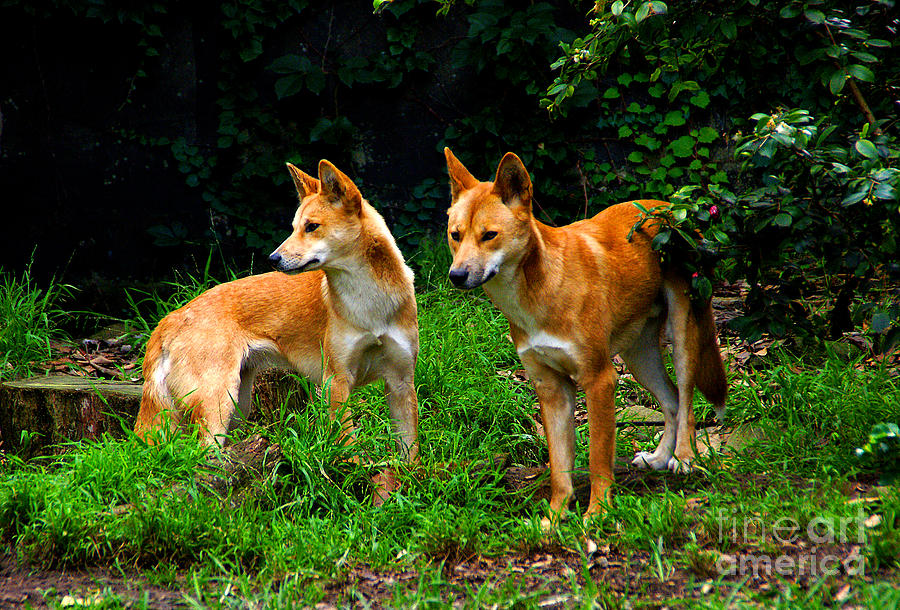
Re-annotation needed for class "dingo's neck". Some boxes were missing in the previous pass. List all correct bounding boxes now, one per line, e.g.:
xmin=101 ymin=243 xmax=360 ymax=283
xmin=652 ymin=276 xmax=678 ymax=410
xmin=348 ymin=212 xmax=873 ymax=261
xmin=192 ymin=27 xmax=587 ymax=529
xmin=483 ymin=220 xmax=559 ymax=334
xmin=323 ymin=207 xmax=414 ymax=330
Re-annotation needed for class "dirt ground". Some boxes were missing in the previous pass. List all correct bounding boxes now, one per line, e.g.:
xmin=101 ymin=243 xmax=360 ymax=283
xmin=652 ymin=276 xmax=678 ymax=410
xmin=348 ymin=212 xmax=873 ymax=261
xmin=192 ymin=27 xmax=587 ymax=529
xmin=0 ymin=472 xmax=893 ymax=608
xmin=0 ymin=553 xmax=185 ymax=608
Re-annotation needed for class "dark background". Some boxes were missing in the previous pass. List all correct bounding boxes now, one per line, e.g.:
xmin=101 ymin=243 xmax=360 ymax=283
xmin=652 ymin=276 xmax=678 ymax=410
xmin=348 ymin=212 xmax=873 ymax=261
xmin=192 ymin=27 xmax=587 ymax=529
xmin=0 ymin=0 xmax=586 ymax=298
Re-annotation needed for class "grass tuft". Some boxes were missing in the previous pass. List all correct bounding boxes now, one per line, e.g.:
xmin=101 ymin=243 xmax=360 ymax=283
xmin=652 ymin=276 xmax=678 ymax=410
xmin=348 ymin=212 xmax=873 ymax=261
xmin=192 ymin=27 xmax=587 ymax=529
xmin=0 ymin=262 xmax=72 ymax=380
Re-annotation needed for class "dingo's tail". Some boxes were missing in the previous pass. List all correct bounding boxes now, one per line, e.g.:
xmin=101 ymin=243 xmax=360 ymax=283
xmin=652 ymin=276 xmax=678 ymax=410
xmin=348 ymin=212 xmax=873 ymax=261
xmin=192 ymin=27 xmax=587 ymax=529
xmin=693 ymin=299 xmax=727 ymax=419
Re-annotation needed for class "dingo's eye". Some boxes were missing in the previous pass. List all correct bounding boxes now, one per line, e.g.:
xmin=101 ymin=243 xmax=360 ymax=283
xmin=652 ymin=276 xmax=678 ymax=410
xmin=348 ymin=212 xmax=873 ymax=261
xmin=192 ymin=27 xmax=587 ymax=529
xmin=482 ymin=231 xmax=498 ymax=242
xmin=450 ymin=231 xmax=460 ymax=241
xmin=305 ymin=223 xmax=320 ymax=233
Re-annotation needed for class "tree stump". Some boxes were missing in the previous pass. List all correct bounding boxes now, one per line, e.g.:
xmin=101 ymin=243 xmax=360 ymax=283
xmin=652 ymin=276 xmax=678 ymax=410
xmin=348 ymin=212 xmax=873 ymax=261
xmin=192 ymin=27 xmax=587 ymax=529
xmin=192 ymin=433 xmax=285 ymax=507
xmin=0 ymin=371 xmax=307 ymax=457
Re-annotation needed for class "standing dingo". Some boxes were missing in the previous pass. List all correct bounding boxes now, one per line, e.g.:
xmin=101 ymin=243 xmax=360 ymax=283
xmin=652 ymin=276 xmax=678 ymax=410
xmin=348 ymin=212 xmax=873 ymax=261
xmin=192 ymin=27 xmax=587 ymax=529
xmin=135 ymin=160 xmax=419 ymax=463
xmin=443 ymin=148 xmax=726 ymax=526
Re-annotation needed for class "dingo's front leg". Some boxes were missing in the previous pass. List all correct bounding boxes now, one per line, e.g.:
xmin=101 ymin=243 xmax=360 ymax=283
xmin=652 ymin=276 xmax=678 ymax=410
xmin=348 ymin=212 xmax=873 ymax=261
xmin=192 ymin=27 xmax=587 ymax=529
xmin=524 ymin=359 xmax=577 ymax=530
xmin=581 ymin=365 xmax=618 ymax=522
xmin=325 ymin=373 xmax=357 ymax=446
xmin=385 ymin=373 xmax=419 ymax=462
xmin=372 ymin=372 xmax=419 ymax=506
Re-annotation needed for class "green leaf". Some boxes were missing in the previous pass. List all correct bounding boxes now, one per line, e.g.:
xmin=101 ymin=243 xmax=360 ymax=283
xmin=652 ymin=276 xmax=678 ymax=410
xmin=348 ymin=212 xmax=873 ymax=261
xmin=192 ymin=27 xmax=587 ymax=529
xmin=804 ymin=9 xmax=825 ymax=24
xmin=632 ymin=201 xmax=651 ymax=214
xmin=874 ymin=183 xmax=897 ymax=201
xmin=635 ymin=2 xmax=651 ymax=22
xmin=872 ymin=313 xmax=891 ymax=334
xmin=648 ymin=83 xmax=665 ymax=98
xmin=269 ymin=55 xmax=307 ymax=74
xmin=627 ymin=151 xmax=644 ymax=163
xmin=663 ymin=110 xmax=686 ymax=127
xmin=774 ymin=213 xmax=792 ymax=227
xmin=847 ymin=64 xmax=875 ymax=83
xmin=651 ymin=230 xmax=671 ymax=250
xmin=707 ymin=227 xmax=731 ymax=245
xmin=635 ymin=133 xmax=661 ymax=151
xmin=670 ymin=135 xmax=696 ymax=157
xmin=852 ymin=51 xmax=878 ymax=63
xmin=695 ymin=276 xmax=712 ymax=302
xmin=829 ymin=70 xmax=847 ymax=95
xmin=603 ymin=87 xmax=620 ymax=99
xmin=274 ymin=75 xmax=304 ymax=99
xmin=668 ymin=80 xmax=699 ymax=103
xmin=611 ymin=0 xmax=624 ymax=16
xmin=619 ymin=125 xmax=634 ymax=138
xmin=239 ymin=39 xmax=263 ymax=63
xmin=689 ymin=91 xmax=710 ymax=108
xmin=547 ymin=83 xmax=567 ymax=96
xmin=468 ymin=12 xmax=499 ymax=36
xmin=855 ymin=139 xmax=879 ymax=159
xmin=306 ymin=71 xmax=326 ymax=95
xmin=697 ymin=127 xmax=718 ymax=143
xmin=841 ymin=188 xmax=867 ymax=206
xmin=755 ymin=138 xmax=777 ymax=164
xmin=720 ymin=19 xmax=737 ymax=40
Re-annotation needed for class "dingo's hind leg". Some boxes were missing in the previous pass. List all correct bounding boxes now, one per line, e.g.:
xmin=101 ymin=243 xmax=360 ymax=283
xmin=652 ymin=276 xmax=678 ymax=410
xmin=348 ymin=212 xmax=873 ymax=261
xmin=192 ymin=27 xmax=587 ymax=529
xmin=622 ymin=316 xmax=680 ymax=471
xmin=664 ymin=277 xmax=701 ymax=472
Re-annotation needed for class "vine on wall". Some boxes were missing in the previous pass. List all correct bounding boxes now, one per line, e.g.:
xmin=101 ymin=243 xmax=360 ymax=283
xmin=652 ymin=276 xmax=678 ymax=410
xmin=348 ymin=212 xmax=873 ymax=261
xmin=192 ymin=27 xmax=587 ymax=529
xmin=5 ymin=0 xmax=898 ymax=342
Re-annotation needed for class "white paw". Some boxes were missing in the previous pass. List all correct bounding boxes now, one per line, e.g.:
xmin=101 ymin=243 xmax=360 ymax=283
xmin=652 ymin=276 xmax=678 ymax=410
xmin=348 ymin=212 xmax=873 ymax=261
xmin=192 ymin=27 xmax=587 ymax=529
xmin=540 ymin=516 xmax=555 ymax=534
xmin=632 ymin=451 xmax=671 ymax=471
xmin=667 ymin=456 xmax=693 ymax=473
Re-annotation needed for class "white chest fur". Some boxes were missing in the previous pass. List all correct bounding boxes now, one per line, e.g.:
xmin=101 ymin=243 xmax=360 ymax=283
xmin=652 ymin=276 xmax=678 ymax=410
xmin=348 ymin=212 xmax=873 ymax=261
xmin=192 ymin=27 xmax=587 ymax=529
xmin=330 ymin=323 xmax=415 ymax=385
xmin=516 ymin=331 xmax=579 ymax=377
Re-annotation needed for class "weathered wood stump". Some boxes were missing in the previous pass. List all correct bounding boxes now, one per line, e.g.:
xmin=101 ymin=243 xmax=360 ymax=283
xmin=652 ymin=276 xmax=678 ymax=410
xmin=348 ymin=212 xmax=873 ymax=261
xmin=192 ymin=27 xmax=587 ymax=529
xmin=0 ymin=371 xmax=307 ymax=457
xmin=187 ymin=433 xmax=285 ymax=507
xmin=0 ymin=376 xmax=142 ymax=456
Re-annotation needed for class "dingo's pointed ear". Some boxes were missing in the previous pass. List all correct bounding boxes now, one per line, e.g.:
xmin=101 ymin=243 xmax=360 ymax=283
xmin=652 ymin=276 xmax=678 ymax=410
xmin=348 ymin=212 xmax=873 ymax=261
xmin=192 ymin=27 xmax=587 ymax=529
xmin=444 ymin=147 xmax=478 ymax=201
xmin=286 ymin=163 xmax=319 ymax=199
xmin=318 ymin=160 xmax=362 ymax=214
xmin=492 ymin=152 xmax=532 ymax=214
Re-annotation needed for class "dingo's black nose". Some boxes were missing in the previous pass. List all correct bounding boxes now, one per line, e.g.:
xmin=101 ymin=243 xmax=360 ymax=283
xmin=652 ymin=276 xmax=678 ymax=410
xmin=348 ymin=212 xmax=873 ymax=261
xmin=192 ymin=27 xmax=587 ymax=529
xmin=448 ymin=268 xmax=468 ymax=288
xmin=268 ymin=252 xmax=282 ymax=267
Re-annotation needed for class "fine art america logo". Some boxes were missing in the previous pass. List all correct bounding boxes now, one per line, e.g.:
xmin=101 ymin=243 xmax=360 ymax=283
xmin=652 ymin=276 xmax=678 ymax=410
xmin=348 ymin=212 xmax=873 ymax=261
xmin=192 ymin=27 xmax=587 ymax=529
xmin=714 ymin=506 xmax=869 ymax=577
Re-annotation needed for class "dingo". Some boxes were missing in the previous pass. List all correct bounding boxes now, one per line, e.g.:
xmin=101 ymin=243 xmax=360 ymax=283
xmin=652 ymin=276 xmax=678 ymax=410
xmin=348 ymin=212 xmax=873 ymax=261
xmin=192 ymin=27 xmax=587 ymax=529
xmin=135 ymin=160 xmax=419 ymax=463
xmin=443 ymin=148 xmax=726 ymax=525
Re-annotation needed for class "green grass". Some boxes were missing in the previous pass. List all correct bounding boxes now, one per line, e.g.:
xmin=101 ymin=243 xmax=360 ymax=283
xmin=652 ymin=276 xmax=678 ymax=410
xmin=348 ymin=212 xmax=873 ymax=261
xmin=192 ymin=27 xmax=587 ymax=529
xmin=1 ymin=259 xmax=899 ymax=607
xmin=0 ymin=262 xmax=72 ymax=380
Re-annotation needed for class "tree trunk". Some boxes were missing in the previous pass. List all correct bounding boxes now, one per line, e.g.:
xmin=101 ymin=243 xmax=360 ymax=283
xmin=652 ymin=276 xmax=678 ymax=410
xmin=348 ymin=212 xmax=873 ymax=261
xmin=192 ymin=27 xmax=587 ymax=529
xmin=0 ymin=371 xmax=307 ymax=457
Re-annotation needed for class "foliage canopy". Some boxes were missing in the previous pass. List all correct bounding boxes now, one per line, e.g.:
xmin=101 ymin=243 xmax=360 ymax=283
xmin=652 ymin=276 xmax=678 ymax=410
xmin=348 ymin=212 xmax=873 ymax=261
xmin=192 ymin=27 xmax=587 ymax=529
xmin=4 ymin=0 xmax=898 ymax=342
